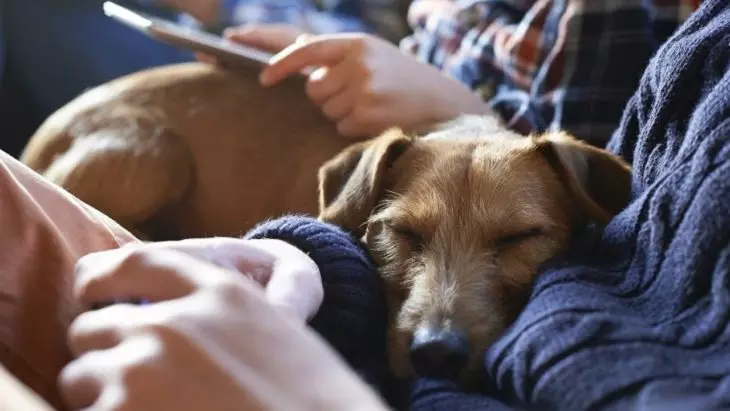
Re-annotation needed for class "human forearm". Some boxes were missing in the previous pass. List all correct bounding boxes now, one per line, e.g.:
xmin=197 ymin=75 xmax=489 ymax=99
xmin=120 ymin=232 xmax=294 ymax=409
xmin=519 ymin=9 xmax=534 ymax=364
xmin=0 ymin=365 xmax=55 ymax=411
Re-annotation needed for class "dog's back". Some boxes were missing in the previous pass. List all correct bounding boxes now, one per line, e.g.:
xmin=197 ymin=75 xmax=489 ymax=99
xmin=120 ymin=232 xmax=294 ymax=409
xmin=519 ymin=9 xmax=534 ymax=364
xmin=21 ymin=62 xmax=351 ymax=239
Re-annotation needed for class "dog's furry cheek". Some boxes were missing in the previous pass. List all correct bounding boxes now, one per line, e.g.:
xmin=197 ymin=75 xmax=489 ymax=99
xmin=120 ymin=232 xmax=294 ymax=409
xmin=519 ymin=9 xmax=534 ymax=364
xmin=369 ymin=230 xmax=431 ymax=377
xmin=387 ymin=290 xmax=430 ymax=376
xmin=369 ymin=229 xmax=400 ymax=266
xmin=387 ymin=323 xmax=415 ymax=377
xmin=370 ymin=230 xmax=424 ymax=288
xmin=385 ymin=287 xmax=417 ymax=377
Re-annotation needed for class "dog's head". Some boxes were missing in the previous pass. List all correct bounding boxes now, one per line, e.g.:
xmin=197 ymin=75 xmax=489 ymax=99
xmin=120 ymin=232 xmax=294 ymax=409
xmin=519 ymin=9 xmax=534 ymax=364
xmin=317 ymin=116 xmax=632 ymax=386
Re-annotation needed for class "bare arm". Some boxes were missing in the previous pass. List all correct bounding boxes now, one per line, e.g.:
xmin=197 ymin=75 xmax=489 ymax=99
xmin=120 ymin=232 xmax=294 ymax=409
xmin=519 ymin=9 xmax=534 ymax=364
xmin=0 ymin=365 xmax=55 ymax=411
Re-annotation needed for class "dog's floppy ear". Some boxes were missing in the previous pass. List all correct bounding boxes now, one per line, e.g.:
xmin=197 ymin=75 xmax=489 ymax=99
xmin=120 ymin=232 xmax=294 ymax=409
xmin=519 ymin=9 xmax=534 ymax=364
xmin=318 ymin=128 xmax=413 ymax=236
xmin=535 ymin=132 xmax=632 ymax=225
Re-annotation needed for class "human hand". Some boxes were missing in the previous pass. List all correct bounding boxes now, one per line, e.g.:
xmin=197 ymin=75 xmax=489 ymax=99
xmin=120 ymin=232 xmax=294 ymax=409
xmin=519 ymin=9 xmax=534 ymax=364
xmin=59 ymin=243 xmax=388 ymax=411
xmin=257 ymin=33 xmax=490 ymax=138
xmin=196 ymin=24 xmax=309 ymax=65
xmin=91 ymin=238 xmax=324 ymax=322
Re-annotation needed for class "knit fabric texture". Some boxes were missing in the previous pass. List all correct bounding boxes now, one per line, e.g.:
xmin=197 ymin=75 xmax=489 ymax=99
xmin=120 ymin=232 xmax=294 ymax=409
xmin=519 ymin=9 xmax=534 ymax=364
xmin=243 ymin=216 xmax=407 ymax=408
xmin=245 ymin=2 xmax=730 ymax=408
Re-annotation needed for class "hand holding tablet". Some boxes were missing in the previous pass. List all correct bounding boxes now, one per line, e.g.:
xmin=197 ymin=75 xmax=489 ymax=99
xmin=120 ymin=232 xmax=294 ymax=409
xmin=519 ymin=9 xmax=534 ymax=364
xmin=103 ymin=1 xmax=273 ymax=68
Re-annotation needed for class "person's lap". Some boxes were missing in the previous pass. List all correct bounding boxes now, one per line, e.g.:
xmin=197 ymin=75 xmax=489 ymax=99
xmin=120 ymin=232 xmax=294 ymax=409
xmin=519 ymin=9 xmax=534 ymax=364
xmin=0 ymin=142 xmax=385 ymax=410
xmin=0 ymin=150 xmax=138 ymax=409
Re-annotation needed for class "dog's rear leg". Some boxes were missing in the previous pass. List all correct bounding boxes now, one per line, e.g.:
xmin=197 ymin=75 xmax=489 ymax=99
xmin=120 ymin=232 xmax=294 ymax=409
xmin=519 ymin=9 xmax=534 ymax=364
xmin=41 ymin=127 xmax=194 ymax=240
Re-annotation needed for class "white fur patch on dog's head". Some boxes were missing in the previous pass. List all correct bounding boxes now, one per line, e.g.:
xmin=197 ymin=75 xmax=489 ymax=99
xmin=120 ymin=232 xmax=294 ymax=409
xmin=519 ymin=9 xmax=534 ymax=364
xmin=423 ymin=114 xmax=518 ymax=142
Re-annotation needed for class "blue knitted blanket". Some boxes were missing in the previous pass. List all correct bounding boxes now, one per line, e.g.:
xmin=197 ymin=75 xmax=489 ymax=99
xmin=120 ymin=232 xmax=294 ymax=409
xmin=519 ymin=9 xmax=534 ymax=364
xmin=246 ymin=1 xmax=730 ymax=409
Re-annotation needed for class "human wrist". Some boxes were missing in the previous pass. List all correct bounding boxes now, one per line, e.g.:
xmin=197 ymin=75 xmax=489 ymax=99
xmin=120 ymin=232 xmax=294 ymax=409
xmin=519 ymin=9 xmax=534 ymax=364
xmin=442 ymin=79 xmax=491 ymax=118
xmin=417 ymin=76 xmax=492 ymax=132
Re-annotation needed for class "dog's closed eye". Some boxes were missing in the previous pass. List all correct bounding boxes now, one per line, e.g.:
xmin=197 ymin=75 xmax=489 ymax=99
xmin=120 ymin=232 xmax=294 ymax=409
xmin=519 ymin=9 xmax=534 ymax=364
xmin=495 ymin=227 xmax=543 ymax=248
xmin=390 ymin=224 xmax=425 ymax=251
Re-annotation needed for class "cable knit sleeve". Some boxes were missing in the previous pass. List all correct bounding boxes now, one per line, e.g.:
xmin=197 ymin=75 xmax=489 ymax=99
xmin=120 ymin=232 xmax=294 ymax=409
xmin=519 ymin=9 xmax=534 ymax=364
xmin=242 ymin=215 xmax=398 ymax=402
xmin=410 ymin=379 xmax=515 ymax=411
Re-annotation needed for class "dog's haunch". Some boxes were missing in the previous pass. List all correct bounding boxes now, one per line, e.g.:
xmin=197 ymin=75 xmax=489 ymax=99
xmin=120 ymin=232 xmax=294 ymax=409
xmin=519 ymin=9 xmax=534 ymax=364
xmin=317 ymin=115 xmax=632 ymax=386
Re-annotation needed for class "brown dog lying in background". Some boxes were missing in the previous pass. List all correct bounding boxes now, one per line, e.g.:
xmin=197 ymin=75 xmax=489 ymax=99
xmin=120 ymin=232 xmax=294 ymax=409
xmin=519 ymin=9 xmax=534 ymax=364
xmin=20 ymin=62 xmax=351 ymax=240
xmin=317 ymin=115 xmax=632 ymax=386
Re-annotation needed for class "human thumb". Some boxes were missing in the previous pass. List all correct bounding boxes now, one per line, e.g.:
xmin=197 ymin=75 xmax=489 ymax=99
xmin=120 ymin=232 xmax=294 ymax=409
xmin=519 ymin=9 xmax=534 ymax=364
xmin=224 ymin=24 xmax=308 ymax=53
xmin=265 ymin=259 xmax=324 ymax=323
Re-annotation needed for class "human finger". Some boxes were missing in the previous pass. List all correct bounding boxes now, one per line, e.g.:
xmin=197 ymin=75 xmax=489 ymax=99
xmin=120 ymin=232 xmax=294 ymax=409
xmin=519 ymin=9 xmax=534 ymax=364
xmin=195 ymin=51 xmax=218 ymax=65
xmin=135 ymin=238 xmax=279 ymax=284
xmin=264 ymin=258 xmax=323 ymax=322
xmin=105 ymin=238 xmax=311 ymax=287
xmin=67 ymin=304 xmax=143 ymax=357
xmin=337 ymin=109 xmax=383 ymax=138
xmin=61 ymin=335 xmax=164 ymax=411
xmin=320 ymin=85 xmax=359 ymax=122
xmin=224 ymin=24 xmax=307 ymax=53
xmin=74 ymin=247 xmax=216 ymax=308
xmin=77 ymin=238 xmax=323 ymax=322
xmin=260 ymin=35 xmax=361 ymax=86
xmin=306 ymin=67 xmax=347 ymax=105
xmin=58 ymin=352 xmax=107 ymax=409
xmin=305 ymin=60 xmax=353 ymax=105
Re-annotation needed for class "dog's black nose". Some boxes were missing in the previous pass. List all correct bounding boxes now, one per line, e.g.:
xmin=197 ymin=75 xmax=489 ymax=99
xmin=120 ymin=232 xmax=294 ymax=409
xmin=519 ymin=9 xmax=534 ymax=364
xmin=409 ymin=328 xmax=470 ymax=379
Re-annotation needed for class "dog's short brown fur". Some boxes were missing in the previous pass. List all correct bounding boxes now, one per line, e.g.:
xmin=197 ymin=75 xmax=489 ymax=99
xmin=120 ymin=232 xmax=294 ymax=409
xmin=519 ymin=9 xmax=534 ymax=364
xmin=317 ymin=115 xmax=632 ymax=385
xmin=21 ymin=62 xmax=352 ymax=240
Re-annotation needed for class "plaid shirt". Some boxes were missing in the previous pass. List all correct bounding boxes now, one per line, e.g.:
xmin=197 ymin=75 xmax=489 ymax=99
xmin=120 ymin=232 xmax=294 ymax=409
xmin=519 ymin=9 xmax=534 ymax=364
xmin=401 ymin=0 xmax=702 ymax=146
xmin=176 ymin=0 xmax=702 ymax=146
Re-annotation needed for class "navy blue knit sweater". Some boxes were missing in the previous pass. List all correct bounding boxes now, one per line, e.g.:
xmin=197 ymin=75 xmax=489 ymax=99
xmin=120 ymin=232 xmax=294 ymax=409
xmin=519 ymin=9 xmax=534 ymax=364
xmin=246 ymin=2 xmax=730 ymax=409
xmin=243 ymin=216 xmax=408 ymax=408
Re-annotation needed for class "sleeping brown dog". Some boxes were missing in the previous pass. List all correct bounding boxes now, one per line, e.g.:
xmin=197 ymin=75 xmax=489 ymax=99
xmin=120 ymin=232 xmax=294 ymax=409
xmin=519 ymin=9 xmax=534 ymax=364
xmin=317 ymin=115 xmax=632 ymax=386
xmin=20 ymin=62 xmax=351 ymax=241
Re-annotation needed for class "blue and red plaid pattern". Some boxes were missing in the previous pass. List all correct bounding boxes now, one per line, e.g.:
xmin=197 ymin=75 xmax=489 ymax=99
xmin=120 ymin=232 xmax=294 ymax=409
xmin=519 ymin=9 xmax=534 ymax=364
xmin=175 ymin=0 xmax=702 ymax=146
xmin=401 ymin=0 xmax=702 ymax=146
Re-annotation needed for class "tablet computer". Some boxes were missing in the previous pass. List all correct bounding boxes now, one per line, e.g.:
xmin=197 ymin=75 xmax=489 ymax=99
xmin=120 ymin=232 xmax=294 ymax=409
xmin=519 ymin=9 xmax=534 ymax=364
xmin=103 ymin=1 xmax=273 ymax=68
